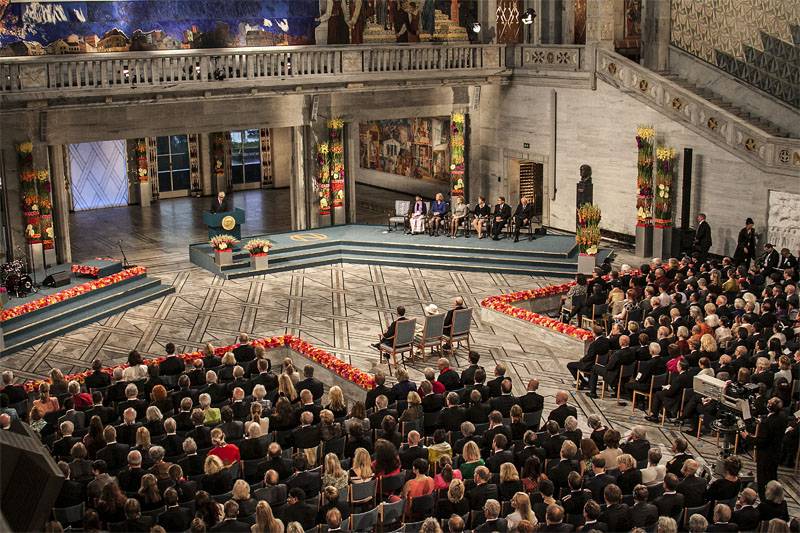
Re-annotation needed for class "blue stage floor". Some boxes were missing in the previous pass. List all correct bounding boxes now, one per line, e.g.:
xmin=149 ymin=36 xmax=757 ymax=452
xmin=189 ymin=224 xmax=613 ymax=280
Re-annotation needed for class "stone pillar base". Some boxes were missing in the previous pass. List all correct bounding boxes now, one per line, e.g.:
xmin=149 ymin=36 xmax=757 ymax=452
xmin=652 ymin=226 xmax=672 ymax=260
xmin=577 ymin=254 xmax=597 ymax=274
xmin=214 ymin=249 xmax=233 ymax=266
xmin=139 ymin=182 xmax=151 ymax=208
xmin=635 ymin=225 xmax=653 ymax=258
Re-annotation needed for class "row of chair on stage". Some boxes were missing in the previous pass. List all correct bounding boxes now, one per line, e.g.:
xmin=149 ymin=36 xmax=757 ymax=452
xmin=388 ymin=195 xmax=543 ymax=242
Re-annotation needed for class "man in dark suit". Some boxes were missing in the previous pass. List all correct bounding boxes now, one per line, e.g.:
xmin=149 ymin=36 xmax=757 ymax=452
xmin=585 ymin=456 xmax=616 ymax=502
xmin=489 ymin=378 xmax=517 ymax=417
xmin=588 ymin=335 xmax=635 ymax=398
xmin=286 ymin=455 xmax=322 ymax=499
xmin=187 ymin=409 xmax=212 ymax=449
xmin=490 ymin=197 xmax=512 ymax=240
xmin=460 ymin=351 xmax=484 ymax=385
xmin=239 ymin=425 xmax=267 ymax=460
xmin=116 ymin=385 xmax=146 ymax=420
xmin=115 ymin=408 xmax=142 ymax=447
xmin=676 ymin=459 xmax=707 ymax=507
xmin=85 ymin=392 xmax=117 ymax=425
xmin=539 ymin=505 xmax=574 ymax=532
xmin=52 ymin=421 xmax=82 ymax=460
xmin=84 ymin=359 xmax=112 ymax=391
xmin=516 ymin=378 xmax=544 ymax=415
xmin=58 ymin=398 xmax=86 ymax=430
xmin=692 ymin=213 xmax=712 ymax=261
xmin=511 ymin=196 xmax=534 ymax=242
xmin=577 ymin=500 xmax=607 ymax=532
xmin=296 ymin=365 xmax=324 ymax=401
xmin=232 ymin=333 xmax=256 ymax=364
xmin=54 ymin=462 xmax=85 ymax=508
xmin=364 ymin=371 xmax=393 ymax=410
xmin=624 ymin=347 xmax=667 ymax=397
xmin=281 ymin=488 xmax=317 ymax=530
xmin=439 ymin=392 xmax=466 ymax=432
xmin=741 ymin=396 xmax=789 ymax=499
xmin=217 ymin=406 xmax=244 ymax=441
xmin=468 ymin=466 xmax=499 ymax=510
xmin=263 ymin=443 xmax=292 ymax=481
xmin=759 ymin=243 xmax=781 ymax=276
xmin=173 ymin=397 xmax=194 ymax=432
xmin=708 ymin=502 xmax=738 ymax=532
xmin=367 ymin=395 xmax=397 ymax=429
xmin=436 ymin=357 xmax=462 ymax=391
xmin=158 ymin=488 xmax=193 ymax=532
xmin=732 ymin=488 xmax=760 ymax=531
xmin=548 ymin=441 xmax=579 ymax=495
xmin=537 ymin=421 xmax=566 ymax=460
xmin=399 ymin=431 xmax=428 ymax=470
xmin=419 ymin=380 xmax=444 ymax=413
xmin=630 ymin=484 xmax=658 ymax=529
xmin=547 ymin=390 xmax=578 ymax=429
xmin=442 ymin=296 xmax=466 ymax=336
xmin=105 ymin=369 xmax=128 ymax=405
xmin=210 ymin=191 xmax=231 ymax=213
xmin=162 ymin=419 xmax=183 ymax=459
xmin=463 ymin=368 xmax=491 ymax=404
xmin=211 ymin=501 xmax=250 ymax=532
xmin=96 ymin=426 xmax=130 ymax=472
xmin=487 ymin=363 xmax=508 ymax=398
xmin=109 ymin=499 xmax=150 ymax=532
xmin=117 ymin=450 xmax=146 ymax=492
xmin=372 ymin=306 xmax=410 ymax=356
xmin=0 ymin=371 xmax=27 ymax=405
xmin=600 ymin=484 xmax=631 ymax=532
xmin=646 ymin=359 xmax=692 ymax=422
xmin=653 ymin=474 xmax=685 ymax=519
xmin=159 ymin=343 xmax=185 ymax=376
xmin=249 ymin=359 xmax=278 ymax=394
xmin=485 ymin=434 xmax=514 ymax=473
xmin=567 ymin=327 xmax=611 ymax=385
xmin=292 ymin=411 xmax=321 ymax=450
xmin=186 ymin=359 xmax=207 ymax=387
xmin=482 ymin=411 xmax=513 ymax=450
xmin=560 ymin=471 xmax=593 ymax=519
xmin=620 ymin=426 xmax=651 ymax=462
xmin=474 ymin=499 xmax=508 ymax=533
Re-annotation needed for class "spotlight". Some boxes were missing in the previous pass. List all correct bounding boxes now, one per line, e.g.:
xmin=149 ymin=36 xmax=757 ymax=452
xmin=522 ymin=8 xmax=537 ymax=25
xmin=471 ymin=22 xmax=481 ymax=34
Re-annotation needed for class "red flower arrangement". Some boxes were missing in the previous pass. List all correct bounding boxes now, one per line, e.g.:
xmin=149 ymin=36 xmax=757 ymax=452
xmin=72 ymin=264 xmax=100 ymax=277
xmin=21 ymin=334 xmax=375 ymax=393
xmin=1 ymin=267 xmax=147 ymax=322
xmin=480 ymin=282 xmax=595 ymax=341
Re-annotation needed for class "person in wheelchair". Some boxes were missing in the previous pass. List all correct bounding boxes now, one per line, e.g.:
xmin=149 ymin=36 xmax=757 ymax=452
xmin=449 ymin=196 xmax=469 ymax=238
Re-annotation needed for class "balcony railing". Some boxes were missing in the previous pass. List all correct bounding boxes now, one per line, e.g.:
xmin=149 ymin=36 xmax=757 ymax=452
xmin=0 ymin=43 xmax=506 ymax=95
xmin=510 ymin=44 xmax=585 ymax=71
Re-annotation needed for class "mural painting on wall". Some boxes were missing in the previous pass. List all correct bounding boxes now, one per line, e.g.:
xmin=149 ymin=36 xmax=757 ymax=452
xmin=359 ymin=117 xmax=451 ymax=184
xmin=574 ymin=0 xmax=586 ymax=45
xmin=0 ymin=0 xmax=318 ymax=56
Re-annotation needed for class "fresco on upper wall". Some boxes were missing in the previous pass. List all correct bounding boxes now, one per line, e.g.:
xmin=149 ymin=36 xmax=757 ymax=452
xmin=0 ymin=0 xmax=319 ymax=56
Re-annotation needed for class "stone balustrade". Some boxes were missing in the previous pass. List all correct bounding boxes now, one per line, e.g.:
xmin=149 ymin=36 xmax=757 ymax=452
xmin=509 ymin=44 xmax=585 ymax=71
xmin=596 ymin=48 xmax=800 ymax=176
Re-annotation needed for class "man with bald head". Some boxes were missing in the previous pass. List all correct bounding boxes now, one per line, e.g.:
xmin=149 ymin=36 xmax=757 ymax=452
xmin=443 ymin=296 xmax=466 ymax=333
xmin=517 ymin=378 xmax=544 ymax=416
xmin=547 ymin=391 xmax=577 ymax=429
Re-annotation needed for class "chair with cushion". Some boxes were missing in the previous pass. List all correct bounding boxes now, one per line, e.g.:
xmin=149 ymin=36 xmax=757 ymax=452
xmin=377 ymin=319 xmax=417 ymax=375
xmin=631 ymin=373 xmax=667 ymax=414
xmin=413 ymin=312 xmax=445 ymax=361
xmin=53 ymin=502 xmax=85 ymax=527
xmin=388 ymin=201 xmax=411 ymax=232
xmin=380 ymin=498 xmax=405 ymax=531
xmin=349 ymin=478 xmax=377 ymax=512
xmin=443 ymin=308 xmax=472 ymax=362
xmin=322 ymin=435 xmax=346 ymax=459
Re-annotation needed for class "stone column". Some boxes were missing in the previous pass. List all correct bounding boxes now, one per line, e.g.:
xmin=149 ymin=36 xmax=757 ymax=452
xmin=344 ymin=122 xmax=358 ymax=224
xmin=562 ymin=0 xmax=576 ymax=44
xmin=1 ymin=139 xmax=25 ymax=257
xmin=48 ymin=144 xmax=72 ymax=264
xmin=199 ymin=132 xmax=213 ymax=196
xmin=585 ymin=0 xmax=614 ymax=50
xmin=641 ymin=0 xmax=670 ymax=71
xmin=290 ymin=126 xmax=309 ymax=231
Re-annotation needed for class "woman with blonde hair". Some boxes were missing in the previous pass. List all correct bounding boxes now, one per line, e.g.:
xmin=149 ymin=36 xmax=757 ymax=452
xmin=49 ymin=368 xmax=69 ymax=396
xmin=499 ymin=462 xmax=523 ymax=501
xmin=144 ymin=406 xmax=165 ymax=437
xmin=232 ymin=479 xmax=257 ymax=518
xmin=202 ymin=343 xmax=216 ymax=357
xmin=134 ymin=426 xmax=152 ymax=453
xmin=249 ymin=401 xmax=270 ymax=434
xmin=252 ymin=500 xmax=284 ymax=533
xmin=436 ymin=478 xmax=469 ymax=519
xmin=349 ymin=448 xmax=374 ymax=483
xmin=324 ymin=386 xmax=347 ymax=418
xmin=201 ymin=454 xmax=233 ymax=496
xmin=218 ymin=352 xmax=237 ymax=382
xmin=319 ymin=409 xmax=343 ymax=442
xmin=458 ymin=440 xmax=485 ymax=479
xmin=399 ymin=391 xmax=423 ymax=423
xmin=282 ymin=358 xmax=299 ymax=385
xmin=277 ymin=373 xmax=298 ymax=403
xmin=285 ymin=523 xmax=304 ymax=533
xmin=322 ymin=452 xmax=348 ymax=491
xmin=507 ymin=492 xmax=537 ymax=531
xmin=32 ymin=382 xmax=60 ymax=415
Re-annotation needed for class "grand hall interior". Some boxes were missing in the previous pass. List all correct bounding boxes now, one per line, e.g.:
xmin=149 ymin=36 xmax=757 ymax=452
xmin=0 ymin=1 xmax=799 ymax=532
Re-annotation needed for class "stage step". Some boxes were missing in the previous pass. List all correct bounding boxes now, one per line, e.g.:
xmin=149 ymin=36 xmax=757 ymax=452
xmin=2 ymin=278 xmax=175 ymax=354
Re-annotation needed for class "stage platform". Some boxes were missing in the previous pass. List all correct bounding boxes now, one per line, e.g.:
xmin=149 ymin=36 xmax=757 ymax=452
xmin=189 ymin=224 xmax=613 ymax=280
xmin=1 ymin=264 xmax=174 ymax=355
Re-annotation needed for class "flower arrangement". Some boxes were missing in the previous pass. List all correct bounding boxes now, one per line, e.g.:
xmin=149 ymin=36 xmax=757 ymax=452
xmin=2 ymin=267 xmax=147 ymax=322
xmin=481 ymin=283 xmax=596 ymax=341
xmin=328 ymin=118 xmax=345 ymax=208
xmin=209 ymin=234 xmax=238 ymax=251
xmin=20 ymin=334 xmax=375 ymax=393
xmin=450 ymin=112 xmax=466 ymax=197
xmin=135 ymin=140 xmax=149 ymax=183
xmin=576 ymin=203 xmax=601 ymax=255
xmin=72 ymin=264 xmax=100 ymax=277
xmin=243 ymin=239 xmax=273 ymax=256
xmin=654 ymin=146 xmax=677 ymax=228
xmin=635 ymin=125 xmax=655 ymax=228
xmin=16 ymin=141 xmax=55 ymax=248
xmin=316 ymin=141 xmax=332 ymax=215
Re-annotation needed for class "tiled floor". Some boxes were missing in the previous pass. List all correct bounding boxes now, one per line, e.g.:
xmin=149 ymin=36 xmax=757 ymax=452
xmin=3 ymin=187 xmax=797 ymax=512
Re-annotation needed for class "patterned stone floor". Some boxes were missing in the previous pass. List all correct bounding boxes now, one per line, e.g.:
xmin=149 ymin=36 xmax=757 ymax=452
xmin=2 ymin=189 xmax=797 ymax=512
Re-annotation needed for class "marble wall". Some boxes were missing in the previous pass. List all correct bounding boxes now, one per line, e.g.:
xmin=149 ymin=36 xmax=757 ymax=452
xmin=476 ymin=80 xmax=800 ymax=257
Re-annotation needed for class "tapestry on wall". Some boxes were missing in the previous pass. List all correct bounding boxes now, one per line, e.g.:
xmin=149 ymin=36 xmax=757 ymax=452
xmin=359 ymin=117 xmax=451 ymax=184
xmin=0 ymin=0 xmax=318 ymax=56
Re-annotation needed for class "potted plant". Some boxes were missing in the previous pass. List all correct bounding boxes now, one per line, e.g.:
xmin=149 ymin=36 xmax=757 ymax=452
xmin=210 ymin=234 xmax=239 ymax=267
xmin=244 ymin=239 xmax=273 ymax=270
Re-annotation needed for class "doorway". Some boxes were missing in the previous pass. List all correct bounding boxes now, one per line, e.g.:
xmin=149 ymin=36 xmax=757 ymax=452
xmin=508 ymin=158 xmax=547 ymax=225
xmin=229 ymin=129 xmax=262 ymax=190
xmin=68 ymin=141 xmax=129 ymax=211
xmin=156 ymin=135 xmax=191 ymax=198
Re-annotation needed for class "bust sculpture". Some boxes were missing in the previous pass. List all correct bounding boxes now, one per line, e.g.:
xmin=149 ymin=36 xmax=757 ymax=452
xmin=576 ymin=164 xmax=593 ymax=207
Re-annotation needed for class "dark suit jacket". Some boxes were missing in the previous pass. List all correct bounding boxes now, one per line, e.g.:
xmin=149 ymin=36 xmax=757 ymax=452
xmin=178 ymin=454 xmax=205 ymax=477
xmin=468 ymin=483 xmax=499 ymax=510
xmin=492 ymin=203 xmax=512 ymax=223
xmin=707 ymin=523 xmax=739 ymax=532
xmin=616 ymin=468 xmax=642 ymax=495
xmin=490 ymin=394 xmax=518 ymax=417
xmin=548 ymin=459 xmax=579 ymax=495
xmin=115 ymin=422 xmax=142 ymax=447
xmin=117 ymin=466 xmax=146 ymax=492
xmin=84 ymin=371 xmax=112 ymax=391
xmin=158 ymin=506 xmax=193 ymax=532
xmin=96 ymin=442 xmax=130 ymax=472
xmin=677 ymin=475 xmax=707 ymax=507
xmin=381 ymin=316 xmax=410 ymax=345
xmin=631 ymin=502 xmax=659 ymax=528
xmin=249 ymin=372 xmax=278 ymax=393
xmin=210 ymin=518 xmax=250 ymax=532
xmin=52 ymin=435 xmax=81 ymax=459
xmin=485 ymin=449 xmax=514 ymax=473
xmin=513 ymin=202 xmax=534 ymax=222
xmin=516 ymin=391 xmax=544 ymax=414
xmin=188 ymin=425 xmax=212 ymax=449
xmin=55 ymin=479 xmax=85 ymax=508
xmin=296 ymin=377 xmax=324 ymax=400
xmin=585 ymin=472 xmax=616 ymax=502
xmin=654 ymin=492 xmax=685 ymax=518
xmin=465 ymin=402 xmax=491 ymax=424
xmin=475 ymin=518 xmax=508 ymax=532
xmin=210 ymin=196 xmax=231 ymax=213
xmin=1 ymin=384 xmax=27 ymax=405
xmin=620 ymin=439 xmax=650 ymax=462
xmin=487 ymin=376 xmax=505 ymax=398
xmin=292 ymin=425 xmax=321 ymax=450
xmin=365 ymin=384 xmax=394 ymax=410
xmin=239 ymin=437 xmax=266 ymax=460
xmin=368 ymin=408 xmax=398 ymax=429
xmin=286 ymin=470 xmax=321 ymax=498
xmin=600 ymin=503 xmax=631 ymax=533
xmin=86 ymin=404 xmax=117 ymax=426
xmin=439 ymin=406 xmax=466 ymax=432
xmin=460 ymin=364 xmax=483 ymax=385
xmin=694 ymin=220 xmax=712 ymax=251
xmin=438 ymin=368 xmax=462 ymax=391
xmin=732 ymin=506 xmax=760 ymax=532
xmin=399 ymin=445 xmax=428 ymax=470
xmin=547 ymin=404 xmax=578 ymax=429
